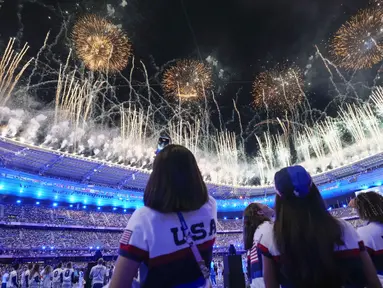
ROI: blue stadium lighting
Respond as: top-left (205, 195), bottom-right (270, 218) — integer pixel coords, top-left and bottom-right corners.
top-left (42, 246), bottom-right (46, 250)
top-left (97, 207), bottom-right (101, 210)
top-left (50, 247), bottom-right (54, 250)
top-left (124, 209), bottom-right (127, 213)
top-left (327, 207), bottom-right (332, 211)
top-left (224, 217), bottom-right (227, 220)
top-left (54, 195), bottom-right (58, 199)
top-left (113, 207), bottom-right (117, 211)
top-left (83, 205), bottom-right (87, 209)
top-left (97, 200), bottom-right (102, 205)
top-left (343, 204), bottom-right (347, 208)
top-left (0, 184), bottom-right (4, 190)
top-left (19, 189), bottom-right (23, 193)
top-left (235, 217), bottom-right (239, 220)
top-left (83, 199), bottom-right (87, 204)
top-left (69, 196), bottom-right (76, 203)
top-left (96, 246), bottom-right (100, 250)
top-left (244, 202), bottom-right (248, 206)
top-left (53, 203), bottom-right (58, 207)
top-left (37, 191), bottom-right (42, 197)
top-left (376, 182), bottom-right (382, 186)
top-left (233, 203), bottom-right (237, 207)
top-left (36, 201), bottom-right (40, 205)
top-left (89, 246), bottom-right (93, 250)
top-left (16, 200), bottom-right (21, 204)
top-left (69, 204), bottom-right (73, 208)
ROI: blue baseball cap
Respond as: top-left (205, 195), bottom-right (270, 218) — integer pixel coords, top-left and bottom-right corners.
top-left (274, 165), bottom-right (312, 198)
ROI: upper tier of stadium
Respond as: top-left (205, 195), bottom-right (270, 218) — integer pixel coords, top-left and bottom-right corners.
top-left (1, 137), bottom-right (383, 199)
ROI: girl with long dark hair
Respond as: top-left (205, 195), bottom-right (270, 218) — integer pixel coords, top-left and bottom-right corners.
top-left (243, 203), bottom-right (274, 287)
top-left (354, 192), bottom-right (383, 276)
top-left (258, 165), bottom-right (381, 288)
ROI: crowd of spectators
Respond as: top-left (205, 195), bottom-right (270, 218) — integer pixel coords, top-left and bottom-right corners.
top-left (0, 203), bottom-right (364, 258)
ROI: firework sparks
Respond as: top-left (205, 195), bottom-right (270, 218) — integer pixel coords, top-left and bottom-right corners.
top-left (72, 14), bottom-right (132, 73)
top-left (331, 7), bottom-right (383, 70)
top-left (252, 65), bottom-right (304, 111)
top-left (162, 59), bottom-right (212, 99)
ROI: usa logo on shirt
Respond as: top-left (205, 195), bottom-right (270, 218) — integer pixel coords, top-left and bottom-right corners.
top-left (120, 230), bottom-right (133, 245)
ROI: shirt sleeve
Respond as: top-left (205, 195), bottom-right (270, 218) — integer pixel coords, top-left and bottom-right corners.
top-left (119, 208), bottom-right (149, 262)
top-left (357, 227), bottom-right (374, 253)
top-left (257, 222), bottom-right (277, 259)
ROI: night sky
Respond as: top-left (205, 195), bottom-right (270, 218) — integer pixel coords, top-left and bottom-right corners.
top-left (0, 0), bottom-right (377, 151)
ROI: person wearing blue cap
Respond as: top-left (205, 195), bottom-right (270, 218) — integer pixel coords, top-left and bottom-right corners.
top-left (257, 165), bottom-right (381, 288)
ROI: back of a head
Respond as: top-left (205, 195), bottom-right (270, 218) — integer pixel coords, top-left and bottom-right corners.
top-left (57, 263), bottom-right (62, 269)
top-left (355, 192), bottom-right (383, 224)
top-left (13, 264), bottom-right (19, 271)
top-left (67, 262), bottom-right (72, 269)
top-left (28, 263), bottom-right (33, 270)
top-left (144, 144), bottom-right (208, 213)
top-left (32, 264), bottom-right (40, 275)
top-left (274, 165), bottom-right (343, 287)
top-left (243, 203), bottom-right (271, 250)
top-left (97, 258), bottom-right (104, 265)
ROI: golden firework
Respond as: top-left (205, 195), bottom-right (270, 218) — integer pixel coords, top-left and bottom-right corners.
top-left (252, 65), bottom-right (304, 111)
top-left (331, 7), bottom-right (383, 70)
top-left (162, 59), bottom-right (212, 99)
top-left (72, 15), bottom-right (131, 73)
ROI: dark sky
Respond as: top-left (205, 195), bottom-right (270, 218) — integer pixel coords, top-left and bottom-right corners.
top-left (0, 0), bottom-right (375, 148)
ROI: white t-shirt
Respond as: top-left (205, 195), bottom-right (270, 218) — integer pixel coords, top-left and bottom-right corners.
top-left (249, 221), bottom-right (273, 285)
top-left (42, 271), bottom-right (52, 288)
top-left (52, 268), bottom-right (63, 283)
top-left (62, 268), bottom-right (74, 287)
top-left (119, 196), bottom-right (217, 288)
top-left (358, 221), bottom-right (383, 273)
top-left (22, 270), bottom-right (30, 288)
top-left (2, 273), bottom-right (9, 284)
top-left (7, 270), bottom-right (18, 288)
top-left (90, 265), bottom-right (107, 285)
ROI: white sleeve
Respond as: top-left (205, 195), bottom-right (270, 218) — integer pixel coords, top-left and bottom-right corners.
top-left (118, 208), bottom-right (149, 262)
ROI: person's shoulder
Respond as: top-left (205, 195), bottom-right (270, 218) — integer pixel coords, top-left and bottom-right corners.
top-left (201, 195), bottom-right (217, 212)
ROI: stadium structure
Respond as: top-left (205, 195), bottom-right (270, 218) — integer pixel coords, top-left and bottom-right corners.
top-left (0, 137), bottom-right (382, 262)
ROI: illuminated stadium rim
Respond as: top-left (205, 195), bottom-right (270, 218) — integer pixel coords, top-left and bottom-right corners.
top-left (1, 137), bottom-right (383, 198)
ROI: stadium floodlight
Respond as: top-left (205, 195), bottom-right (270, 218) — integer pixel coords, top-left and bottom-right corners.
top-left (96, 246), bottom-right (100, 250)
top-left (54, 195), bottom-right (58, 199)
top-left (224, 217), bottom-right (227, 220)
top-left (123, 209), bottom-right (127, 212)
top-left (36, 201), bottom-right (40, 205)
top-left (97, 207), bottom-right (101, 210)
top-left (50, 247), bottom-right (54, 250)
top-left (89, 246), bottom-right (93, 249)
top-left (53, 203), bottom-right (58, 207)
top-left (69, 204), bottom-right (73, 208)
top-left (16, 200), bottom-right (21, 204)
top-left (113, 207), bottom-right (117, 211)
top-left (0, 185), bottom-right (4, 190)
top-left (235, 217), bottom-right (239, 220)
top-left (83, 205), bottom-right (87, 209)
top-left (42, 246), bottom-right (46, 250)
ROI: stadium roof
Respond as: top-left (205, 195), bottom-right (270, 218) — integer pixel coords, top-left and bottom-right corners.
top-left (1, 137), bottom-right (383, 198)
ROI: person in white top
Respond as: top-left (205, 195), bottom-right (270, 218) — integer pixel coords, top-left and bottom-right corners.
top-left (2, 270), bottom-right (9, 288)
top-left (89, 258), bottom-right (107, 288)
top-left (21, 263), bottom-right (33, 288)
top-left (7, 264), bottom-right (19, 288)
top-left (110, 144), bottom-right (217, 288)
top-left (52, 263), bottom-right (64, 288)
top-left (243, 202), bottom-right (274, 288)
top-left (259, 165), bottom-right (381, 288)
top-left (352, 192), bottom-right (383, 276)
top-left (62, 263), bottom-right (75, 288)
top-left (41, 265), bottom-right (53, 288)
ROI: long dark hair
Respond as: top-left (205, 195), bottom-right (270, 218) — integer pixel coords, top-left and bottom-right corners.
top-left (274, 168), bottom-right (344, 287)
top-left (31, 264), bottom-right (40, 276)
top-left (243, 203), bottom-right (271, 250)
top-left (144, 144), bottom-right (208, 213)
top-left (355, 191), bottom-right (383, 224)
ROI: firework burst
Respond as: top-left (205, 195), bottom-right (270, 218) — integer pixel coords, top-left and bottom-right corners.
top-left (331, 7), bottom-right (383, 70)
top-left (162, 59), bottom-right (212, 99)
top-left (252, 65), bottom-right (304, 111)
top-left (72, 15), bottom-right (132, 73)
